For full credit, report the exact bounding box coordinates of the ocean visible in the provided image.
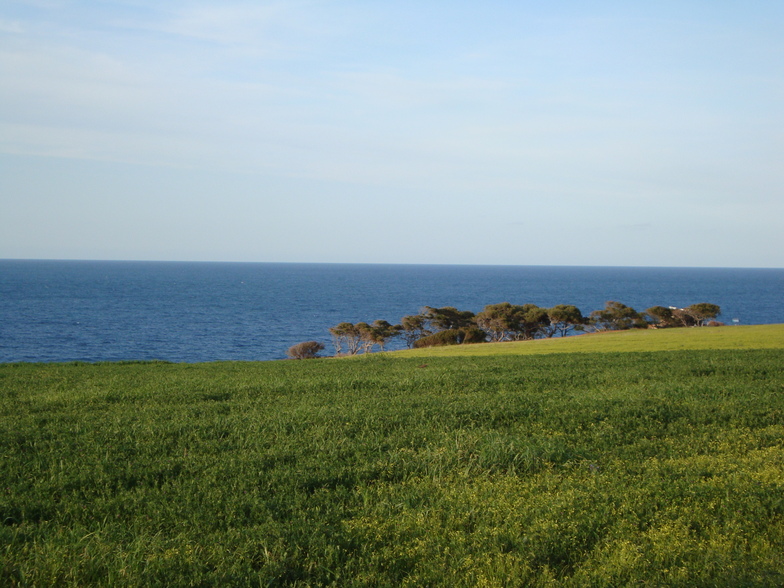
[1,260,782,363]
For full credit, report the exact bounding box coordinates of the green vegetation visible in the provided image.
[412,327,486,348]
[287,341,326,360]
[2,325,784,586]
[327,300,723,355]
[395,323,784,358]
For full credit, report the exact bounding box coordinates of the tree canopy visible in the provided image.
[323,299,722,355]
[589,301,648,331]
[399,314,431,349]
[328,320,401,355]
[684,303,721,326]
[328,322,363,356]
[646,304,722,328]
[546,305,586,337]
[474,302,552,341]
[421,306,476,332]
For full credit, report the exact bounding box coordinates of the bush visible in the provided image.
[413,330,461,348]
[413,328,487,348]
[461,327,488,343]
[287,341,325,359]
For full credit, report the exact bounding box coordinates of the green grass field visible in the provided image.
[392,323,784,357]
[2,325,784,586]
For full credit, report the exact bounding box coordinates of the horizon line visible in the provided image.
[1,258,782,271]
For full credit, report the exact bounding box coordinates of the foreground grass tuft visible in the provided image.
[2,328,784,585]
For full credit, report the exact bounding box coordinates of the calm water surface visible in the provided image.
[1,260,782,362]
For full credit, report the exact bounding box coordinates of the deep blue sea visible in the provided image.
[1,260,782,363]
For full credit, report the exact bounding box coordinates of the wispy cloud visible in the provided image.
[0,18,23,33]
[1,1,782,265]
[144,3,299,45]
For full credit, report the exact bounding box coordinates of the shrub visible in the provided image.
[287,341,325,359]
[413,328,486,348]
[414,329,462,348]
[461,327,488,343]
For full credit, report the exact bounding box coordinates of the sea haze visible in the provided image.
[1,260,782,363]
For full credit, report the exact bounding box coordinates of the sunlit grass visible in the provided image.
[388,323,784,358]
[2,328,784,585]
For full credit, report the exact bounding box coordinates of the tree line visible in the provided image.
[286,301,722,359]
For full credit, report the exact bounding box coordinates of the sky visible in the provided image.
[1,1,782,267]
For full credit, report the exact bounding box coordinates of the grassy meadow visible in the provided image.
[2,325,784,586]
[394,323,784,357]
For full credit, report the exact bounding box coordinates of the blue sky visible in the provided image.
[1,1,782,267]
